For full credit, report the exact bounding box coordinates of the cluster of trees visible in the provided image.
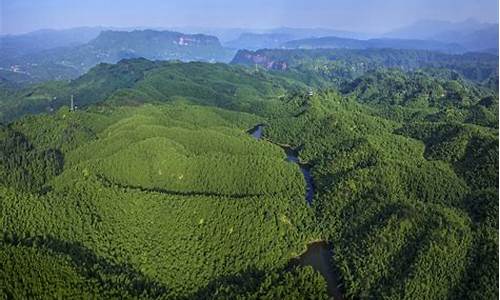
[341,69,492,108]
[1,237,169,299]
[0,125,63,193]
[67,108,304,197]
[197,266,329,299]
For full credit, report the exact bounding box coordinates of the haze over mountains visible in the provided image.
[386,18,495,40]
[281,37,464,53]
[385,19,499,53]
[223,27,372,50]
[0,18,497,84]
[0,30,233,83]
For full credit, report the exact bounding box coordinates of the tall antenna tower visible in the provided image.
[70,95,74,111]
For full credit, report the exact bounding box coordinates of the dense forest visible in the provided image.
[232,48,499,87]
[0,47,498,299]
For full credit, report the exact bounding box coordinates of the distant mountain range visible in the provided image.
[281,36,464,53]
[0,30,234,83]
[223,27,372,50]
[225,33,296,50]
[230,20,498,54]
[0,27,104,58]
[221,20,497,54]
[86,30,229,62]
[385,19,498,53]
[0,20,497,84]
[386,18,492,39]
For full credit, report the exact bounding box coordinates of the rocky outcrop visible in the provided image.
[231,50,289,71]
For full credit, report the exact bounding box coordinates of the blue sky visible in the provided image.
[1,0,498,34]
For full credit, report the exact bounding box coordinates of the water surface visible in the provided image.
[249,124,315,205]
[291,242,343,300]
[249,125,342,299]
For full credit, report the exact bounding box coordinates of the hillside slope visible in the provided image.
[0,59,306,123]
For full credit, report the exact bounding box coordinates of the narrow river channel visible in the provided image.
[250,124,314,205]
[249,124,343,300]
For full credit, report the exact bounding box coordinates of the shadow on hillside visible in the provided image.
[188,267,266,299]
[97,174,273,199]
[2,234,170,298]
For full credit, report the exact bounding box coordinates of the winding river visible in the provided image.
[249,124,343,300]
[250,125,314,205]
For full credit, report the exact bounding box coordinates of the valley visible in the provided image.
[250,124,315,205]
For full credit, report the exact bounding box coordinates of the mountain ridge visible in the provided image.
[281,36,465,53]
[0,29,235,83]
[385,19,498,53]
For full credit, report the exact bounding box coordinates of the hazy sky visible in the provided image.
[1,0,498,34]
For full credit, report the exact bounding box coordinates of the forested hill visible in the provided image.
[231,48,499,84]
[0,30,235,83]
[0,59,306,123]
[1,50,499,124]
[2,47,500,123]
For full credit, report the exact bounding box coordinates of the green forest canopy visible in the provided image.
[0,48,498,299]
